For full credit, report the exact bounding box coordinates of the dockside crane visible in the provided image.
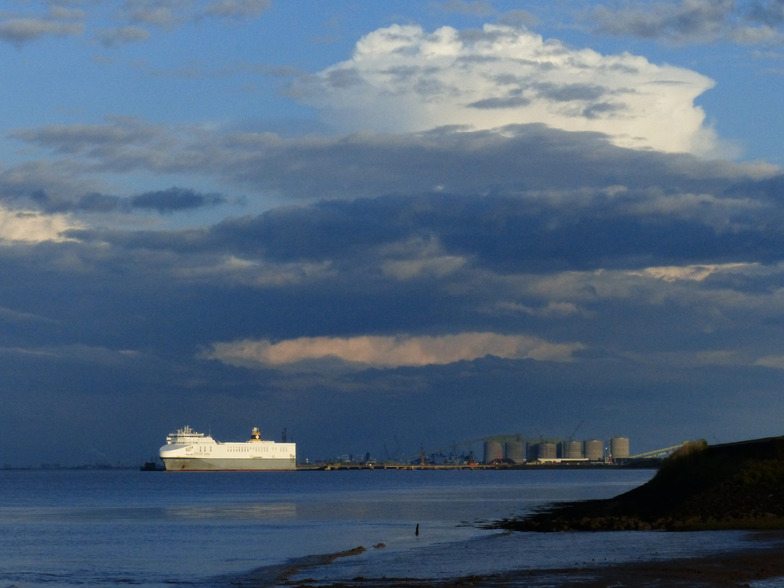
[566,420,584,444]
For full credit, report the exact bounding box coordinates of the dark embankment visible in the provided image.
[493,436,784,531]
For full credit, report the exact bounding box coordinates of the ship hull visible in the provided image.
[161,457,296,471]
[159,426,296,471]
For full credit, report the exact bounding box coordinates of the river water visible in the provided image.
[0,468,776,586]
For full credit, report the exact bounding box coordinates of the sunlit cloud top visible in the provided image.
[300,23,717,155]
[0,206,81,244]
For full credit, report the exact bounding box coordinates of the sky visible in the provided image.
[3,0,784,466]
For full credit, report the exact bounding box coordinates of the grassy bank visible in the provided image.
[492,436,784,531]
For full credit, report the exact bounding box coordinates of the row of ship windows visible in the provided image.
[225,447,279,452]
[191,446,283,453]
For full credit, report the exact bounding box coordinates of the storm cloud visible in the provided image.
[3,6,784,467]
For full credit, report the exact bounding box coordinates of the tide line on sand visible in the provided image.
[211,536,784,587]
[214,544,381,586]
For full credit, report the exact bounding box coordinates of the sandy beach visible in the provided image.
[445,546,784,587]
[273,536,784,587]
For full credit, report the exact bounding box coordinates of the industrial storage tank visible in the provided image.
[483,440,504,464]
[584,439,604,461]
[536,442,557,460]
[504,441,525,464]
[610,437,630,460]
[559,440,583,459]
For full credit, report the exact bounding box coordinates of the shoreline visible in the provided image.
[492,437,784,532]
[229,530,784,587]
[278,537,784,587]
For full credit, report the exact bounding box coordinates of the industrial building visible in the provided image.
[483,436,630,465]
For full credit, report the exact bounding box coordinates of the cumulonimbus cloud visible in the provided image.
[203,332,584,369]
[298,23,717,155]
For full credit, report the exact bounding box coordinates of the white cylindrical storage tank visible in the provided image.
[504,441,525,464]
[483,440,503,464]
[584,439,603,461]
[610,437,630,459]
[560,440,583,459]
[537,442,557,460]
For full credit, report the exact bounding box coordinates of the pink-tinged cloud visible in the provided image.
[204,332,584,369]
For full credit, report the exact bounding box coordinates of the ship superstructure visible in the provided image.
[159,425,296,471]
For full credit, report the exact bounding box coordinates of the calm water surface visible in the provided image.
[0,468,772,586]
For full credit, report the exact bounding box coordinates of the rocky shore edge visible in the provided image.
[491,435,784,532]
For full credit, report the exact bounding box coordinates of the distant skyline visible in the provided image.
[3,1,784,466]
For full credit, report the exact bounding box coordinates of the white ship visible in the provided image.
[159,426,296,471]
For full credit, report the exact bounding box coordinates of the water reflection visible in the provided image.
[163,502,297,520]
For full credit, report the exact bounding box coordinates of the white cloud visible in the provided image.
[300,23,717,155]
[203,332,583,369]
[0,206,81,243]
[632,262,754,282]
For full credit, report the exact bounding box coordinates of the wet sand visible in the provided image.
[443,547,784,587]
[275,539,784,587]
